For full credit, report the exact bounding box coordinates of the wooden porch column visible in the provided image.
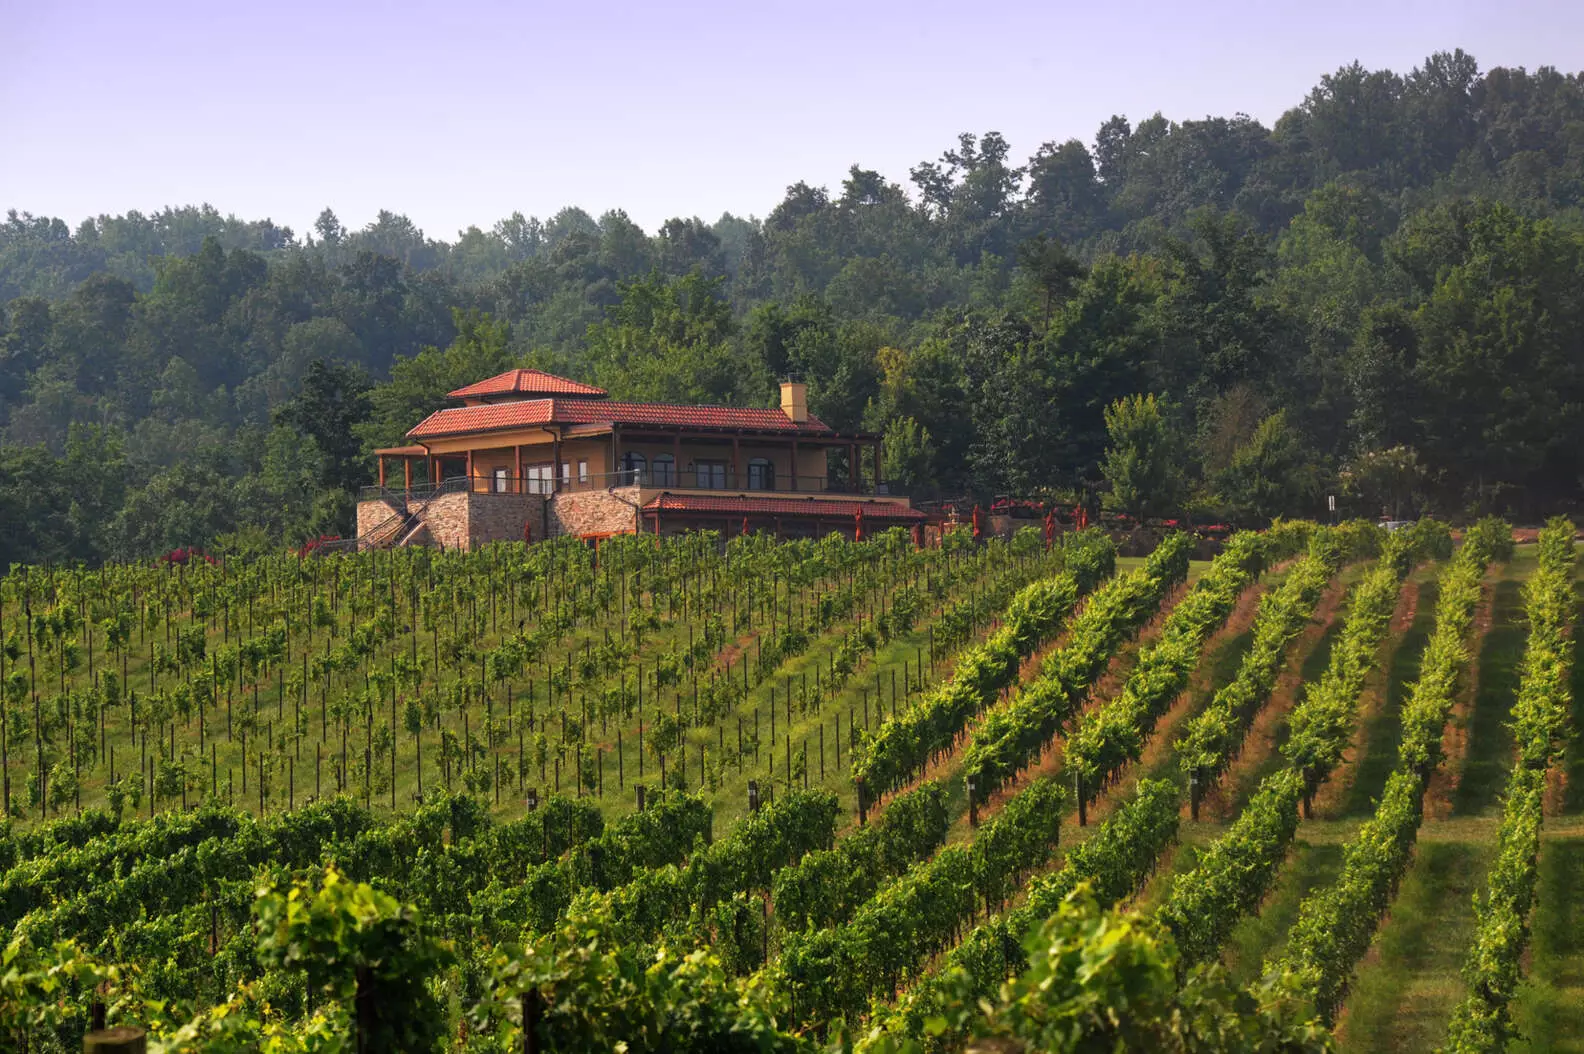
[466,449,475,492]
[873,440,883,488]
[731,436,741,490]
[848,442,859,492]
[514,445,523,494]
[403,457,412,493]
[377,456,386,488]
[672,432,682,484]
[428,456,437,487]
[612,425,621,483]
[550,433,562,494]
[790,439,799,493]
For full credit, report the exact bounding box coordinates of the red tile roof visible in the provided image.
[642,494,925,521]
[409,400,555,438]
[408,397,840,440]
[447,369,608,400]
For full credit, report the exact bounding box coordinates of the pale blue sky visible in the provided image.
[3,0,1581,239]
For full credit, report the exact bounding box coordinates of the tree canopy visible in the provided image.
[3,48,1583,562]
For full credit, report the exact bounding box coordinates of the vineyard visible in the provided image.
[2,518,1580,1053]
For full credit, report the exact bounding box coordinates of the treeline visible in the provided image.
[3,49,1584,565]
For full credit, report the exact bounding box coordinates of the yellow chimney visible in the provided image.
[780,380,808,423]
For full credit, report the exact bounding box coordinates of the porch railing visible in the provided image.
[360,471,894,503]
[562,468,892,495]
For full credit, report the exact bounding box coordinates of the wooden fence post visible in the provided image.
[83,1026,147,1053]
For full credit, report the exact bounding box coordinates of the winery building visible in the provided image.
[355,370,921,549]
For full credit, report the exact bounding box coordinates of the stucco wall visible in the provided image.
[457,438,612,492]
[614,440,831,491]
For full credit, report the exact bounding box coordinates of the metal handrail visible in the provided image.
[359,472,893,500]
[559,469,888,495]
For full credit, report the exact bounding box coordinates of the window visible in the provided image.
[578,460,589,485]
[526,463,555,494]
[694,460,727,489]
[652,453,676,487]
[560,462,571,488]
[493,467,509,493]
[621,452,647,485]
[747,458,775,491]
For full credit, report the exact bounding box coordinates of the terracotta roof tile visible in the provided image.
[447,369,607,399]
[408,397,838,440]
[642,494,925,520]
[408,400,556,438]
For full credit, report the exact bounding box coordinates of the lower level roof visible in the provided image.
[641,494,925,521]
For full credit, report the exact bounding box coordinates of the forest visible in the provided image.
[3,48,1584,565]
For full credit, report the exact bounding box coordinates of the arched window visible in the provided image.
[652,453,676,487]
[621,451,646,484]
[747,458,776,491]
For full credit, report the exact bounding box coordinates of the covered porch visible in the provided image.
[641,493,925,540]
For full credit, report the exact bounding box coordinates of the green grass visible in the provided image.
[1562,581,1584,815]
[1514,835,1584,1054]
[1450,573,1526,816]
[1335,549,1580,1052]
[1338,837,1494,1053]
[1223,838,1346,985]
[1337,573,1439,817]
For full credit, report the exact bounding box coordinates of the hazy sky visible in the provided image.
[4,0,1582,241]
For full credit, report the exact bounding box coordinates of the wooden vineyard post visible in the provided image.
[747,780,760,813]
[966,774,978,827]
[635,784,646,812]
[84,1026,147,1053]
[521,987,543,1054]
[1189,769,1200,821]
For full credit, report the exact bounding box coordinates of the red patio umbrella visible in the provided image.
[1043,509,1056,549]
[854,506,865,541]
[971,504,983,541]
[741,515,750,536]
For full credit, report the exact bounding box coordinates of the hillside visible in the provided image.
[4,49,1584,563]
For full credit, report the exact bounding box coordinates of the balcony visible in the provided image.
[361,470,899,504]
[566,468,894,497]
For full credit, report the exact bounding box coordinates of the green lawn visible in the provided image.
[1334,547,1584,1052]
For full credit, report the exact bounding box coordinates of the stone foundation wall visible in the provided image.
[356,500,404,545]
[359,488,642,550]
[409,492,544,550]
[550,486,642,538]
[468,492,544,547]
